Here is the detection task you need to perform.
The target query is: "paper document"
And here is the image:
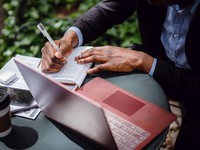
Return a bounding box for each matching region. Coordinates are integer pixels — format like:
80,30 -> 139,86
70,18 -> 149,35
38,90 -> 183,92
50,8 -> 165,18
37,46 -> 93,87
10,102 -> 40,120
0,46 -> 93,90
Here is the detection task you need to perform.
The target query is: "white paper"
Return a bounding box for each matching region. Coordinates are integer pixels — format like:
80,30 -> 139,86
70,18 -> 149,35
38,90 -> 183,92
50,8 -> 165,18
10,102 -> 41,120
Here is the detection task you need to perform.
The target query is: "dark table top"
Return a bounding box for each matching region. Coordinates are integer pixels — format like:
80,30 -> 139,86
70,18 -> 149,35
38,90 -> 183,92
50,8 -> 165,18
0,72 -> 170,150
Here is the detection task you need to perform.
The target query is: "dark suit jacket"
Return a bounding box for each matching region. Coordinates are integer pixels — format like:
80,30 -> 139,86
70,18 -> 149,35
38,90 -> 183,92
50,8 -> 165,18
73,0 -> 200,106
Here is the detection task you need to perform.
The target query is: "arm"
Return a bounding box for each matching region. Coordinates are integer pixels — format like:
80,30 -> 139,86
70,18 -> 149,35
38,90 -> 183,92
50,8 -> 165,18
75,46 -> 154,74
41,0 -> 136,73
75,44 -> 200,104
73,0 -> 136,44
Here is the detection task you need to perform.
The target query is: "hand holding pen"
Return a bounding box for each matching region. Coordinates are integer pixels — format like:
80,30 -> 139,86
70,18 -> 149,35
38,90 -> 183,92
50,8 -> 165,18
37,23 -> 66,67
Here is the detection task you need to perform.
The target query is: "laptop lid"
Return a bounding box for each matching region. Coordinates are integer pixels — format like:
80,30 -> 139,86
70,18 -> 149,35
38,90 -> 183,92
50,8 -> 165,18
14,59 -> 118,150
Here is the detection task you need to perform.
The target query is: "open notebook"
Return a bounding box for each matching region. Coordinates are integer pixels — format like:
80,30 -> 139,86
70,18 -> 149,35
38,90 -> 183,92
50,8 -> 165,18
14,59 -> 176,150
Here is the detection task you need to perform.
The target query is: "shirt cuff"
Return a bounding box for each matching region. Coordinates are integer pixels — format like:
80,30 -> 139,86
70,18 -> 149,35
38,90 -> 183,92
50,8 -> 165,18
65,26 -> 83,47
149,58 -> 157,76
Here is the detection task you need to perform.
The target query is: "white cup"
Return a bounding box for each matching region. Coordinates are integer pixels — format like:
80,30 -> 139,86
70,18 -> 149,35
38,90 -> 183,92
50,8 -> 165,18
0,89 -> 12,138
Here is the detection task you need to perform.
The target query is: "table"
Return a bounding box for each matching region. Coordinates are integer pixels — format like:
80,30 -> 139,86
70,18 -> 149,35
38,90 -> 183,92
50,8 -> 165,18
0,72 -> 170,150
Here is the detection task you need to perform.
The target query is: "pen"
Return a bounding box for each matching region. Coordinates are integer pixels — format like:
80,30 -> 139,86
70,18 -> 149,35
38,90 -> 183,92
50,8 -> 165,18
37,23 -> 60,68
37,23 -> 59,50
11,104 -> 39,116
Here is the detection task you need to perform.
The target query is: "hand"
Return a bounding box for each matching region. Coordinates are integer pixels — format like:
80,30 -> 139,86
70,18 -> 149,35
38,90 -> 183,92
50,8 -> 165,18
75,46 -> 154,74
41,31 -> 79,73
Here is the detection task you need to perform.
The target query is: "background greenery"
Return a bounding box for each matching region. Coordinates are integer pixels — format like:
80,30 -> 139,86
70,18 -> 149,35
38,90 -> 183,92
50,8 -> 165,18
0,0 -> 141,68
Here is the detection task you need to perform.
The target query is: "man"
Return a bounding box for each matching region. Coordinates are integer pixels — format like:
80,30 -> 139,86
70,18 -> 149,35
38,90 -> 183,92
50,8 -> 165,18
41,0 -> 200,149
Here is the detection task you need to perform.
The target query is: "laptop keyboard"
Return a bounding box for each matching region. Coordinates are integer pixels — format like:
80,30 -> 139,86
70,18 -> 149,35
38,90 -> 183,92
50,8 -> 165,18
105,112 -> 150,150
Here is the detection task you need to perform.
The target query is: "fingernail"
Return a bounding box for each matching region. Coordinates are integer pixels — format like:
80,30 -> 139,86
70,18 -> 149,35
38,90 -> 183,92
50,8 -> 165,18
55,52 -> 63,58
75,56 -> 80,60
77,59 -> 83,63
87,69 -> 91,74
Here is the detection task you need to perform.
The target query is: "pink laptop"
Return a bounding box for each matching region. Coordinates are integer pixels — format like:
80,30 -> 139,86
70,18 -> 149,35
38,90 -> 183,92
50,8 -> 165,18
77,77 -> 177,149
14,59 -> 176,150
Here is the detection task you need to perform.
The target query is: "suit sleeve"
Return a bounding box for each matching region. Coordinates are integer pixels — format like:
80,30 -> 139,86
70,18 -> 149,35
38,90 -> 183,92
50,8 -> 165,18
73,0 -> 136,44
153,59 -> 200,105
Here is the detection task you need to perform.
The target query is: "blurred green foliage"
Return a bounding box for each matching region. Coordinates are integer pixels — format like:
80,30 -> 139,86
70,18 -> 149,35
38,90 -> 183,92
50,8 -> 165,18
0,0 -> 141,68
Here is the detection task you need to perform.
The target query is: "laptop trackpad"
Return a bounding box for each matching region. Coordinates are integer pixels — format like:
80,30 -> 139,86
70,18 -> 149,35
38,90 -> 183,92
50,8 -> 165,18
103,91 -> 145,116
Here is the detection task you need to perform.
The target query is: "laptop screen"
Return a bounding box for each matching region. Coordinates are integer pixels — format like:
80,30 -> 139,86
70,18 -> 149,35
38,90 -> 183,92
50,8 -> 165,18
14,59 -> 118,150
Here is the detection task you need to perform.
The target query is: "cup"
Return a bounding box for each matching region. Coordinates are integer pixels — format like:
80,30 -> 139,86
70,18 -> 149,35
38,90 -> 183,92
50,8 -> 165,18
0,89 -> 12,138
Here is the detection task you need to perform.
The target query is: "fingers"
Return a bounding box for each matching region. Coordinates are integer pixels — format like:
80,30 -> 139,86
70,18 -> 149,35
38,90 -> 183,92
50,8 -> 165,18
41,42 -> 67,73
42,42 -> 66,63
75,48 -> 97,59
41,61 -> 62,73
75,46 -> 112,74
87,63 -> 110,74
41,52 -> 65,73
75,47 -> 106,63
55,51 -> 63,59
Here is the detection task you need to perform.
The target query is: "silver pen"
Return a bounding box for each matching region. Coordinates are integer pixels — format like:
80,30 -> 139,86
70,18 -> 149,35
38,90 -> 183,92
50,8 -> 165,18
37,23 -> 60,68
37,23 -> 60,50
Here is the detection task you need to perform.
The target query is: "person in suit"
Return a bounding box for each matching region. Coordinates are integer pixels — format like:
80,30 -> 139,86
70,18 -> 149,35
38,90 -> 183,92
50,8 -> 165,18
41,0 -> 200,149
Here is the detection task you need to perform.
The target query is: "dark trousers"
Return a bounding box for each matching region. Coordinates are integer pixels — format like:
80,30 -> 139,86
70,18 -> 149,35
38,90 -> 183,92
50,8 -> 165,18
173,105 -> 200,150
